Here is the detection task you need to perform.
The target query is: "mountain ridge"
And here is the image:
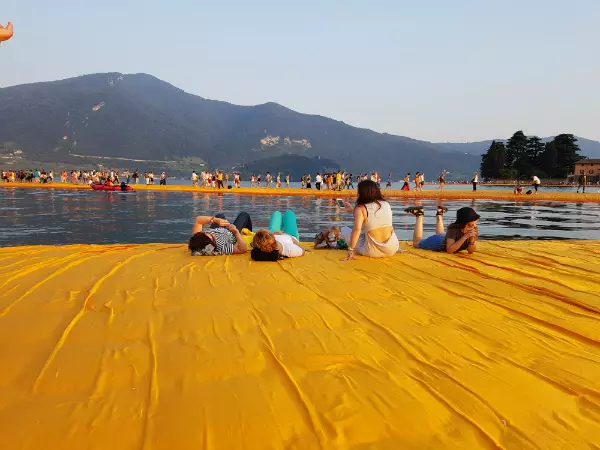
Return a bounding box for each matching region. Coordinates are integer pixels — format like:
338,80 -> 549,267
1,73 -> 597,177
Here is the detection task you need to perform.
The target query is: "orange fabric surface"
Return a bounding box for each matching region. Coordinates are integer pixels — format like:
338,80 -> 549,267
1,241 -> 600,449
2,182 -> 600,203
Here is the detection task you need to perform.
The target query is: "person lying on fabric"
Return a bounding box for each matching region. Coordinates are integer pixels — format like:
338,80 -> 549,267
250,210 -> 304,261
189,212 -> 251,256
406,206 -> 479,254
0,23 -> 14,44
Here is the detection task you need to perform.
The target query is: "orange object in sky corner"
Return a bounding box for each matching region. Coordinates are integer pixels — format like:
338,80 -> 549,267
0,22 -> 14,43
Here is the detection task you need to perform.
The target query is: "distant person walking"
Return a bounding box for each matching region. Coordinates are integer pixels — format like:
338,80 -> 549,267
472,172 -> 479,191
285,173 -> 291,188
532,174 -> 541,194
347,173 -> 354,189
401,173 -> 411,191
306,174 -> 312,189
414,172 -> 422,192
385,173 -> 393,190
577,173 -> 587,193
315,173 -> 322,190
160,172 -> 167,185
438,170 -> 447,191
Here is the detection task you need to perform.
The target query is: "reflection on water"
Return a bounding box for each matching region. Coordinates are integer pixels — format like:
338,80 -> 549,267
1,188 -> 599,246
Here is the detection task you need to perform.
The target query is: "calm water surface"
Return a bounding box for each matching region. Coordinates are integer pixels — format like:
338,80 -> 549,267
1,188 -> 599,246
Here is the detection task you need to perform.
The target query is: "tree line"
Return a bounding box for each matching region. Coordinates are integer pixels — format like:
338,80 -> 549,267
480,132 -> 582,179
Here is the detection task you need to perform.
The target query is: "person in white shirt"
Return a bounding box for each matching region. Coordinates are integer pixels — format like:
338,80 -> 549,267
531,175 -> 541,194
250,210 -> 304,260
315,173 -> 323,190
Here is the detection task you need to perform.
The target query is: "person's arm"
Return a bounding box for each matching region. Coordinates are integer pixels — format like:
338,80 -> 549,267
342,207 -> 365,261
467,238 -> 477,254
191,215 -> 229,235
467,227 -> 478,254
446,229 -> 476,254
289,235 -> 305,255
229,225 -> 248,254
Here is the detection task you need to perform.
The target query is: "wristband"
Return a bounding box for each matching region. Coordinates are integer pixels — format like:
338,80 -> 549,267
348,247 -> 355,252
210,216 -> 215,224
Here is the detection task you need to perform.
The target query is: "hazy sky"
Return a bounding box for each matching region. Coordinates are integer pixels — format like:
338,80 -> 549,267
1,0 -> 599,142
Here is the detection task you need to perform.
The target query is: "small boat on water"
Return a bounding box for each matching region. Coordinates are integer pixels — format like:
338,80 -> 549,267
90,182 -> 134,192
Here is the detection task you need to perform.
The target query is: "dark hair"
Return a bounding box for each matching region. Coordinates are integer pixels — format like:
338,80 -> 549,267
251,247 -> 281,262
356,180 -> 385,207
188,232 -> 213,253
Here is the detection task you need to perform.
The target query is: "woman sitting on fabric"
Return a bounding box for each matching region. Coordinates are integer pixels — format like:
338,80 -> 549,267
338,180 -> 400,260
189,212 -> 251,256
251,210 -> 304,261
406,206 -> 479,254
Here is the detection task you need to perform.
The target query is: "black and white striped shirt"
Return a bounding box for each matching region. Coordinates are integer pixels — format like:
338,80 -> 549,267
206,228 -> 237,255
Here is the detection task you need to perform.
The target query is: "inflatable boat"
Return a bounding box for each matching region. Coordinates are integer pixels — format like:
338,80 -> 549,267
90,183 -> 134,192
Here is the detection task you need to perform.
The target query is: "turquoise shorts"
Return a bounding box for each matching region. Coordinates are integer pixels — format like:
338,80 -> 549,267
418,234 -> 445,251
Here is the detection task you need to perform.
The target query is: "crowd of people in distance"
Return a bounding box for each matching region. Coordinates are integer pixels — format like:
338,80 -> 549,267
188,180 -> 481,262
3,166 -> 595,195
0,168 -> 168,186
192,170 -> 241,189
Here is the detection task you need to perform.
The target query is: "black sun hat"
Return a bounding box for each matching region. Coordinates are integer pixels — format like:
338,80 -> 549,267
455,207 -> 480,225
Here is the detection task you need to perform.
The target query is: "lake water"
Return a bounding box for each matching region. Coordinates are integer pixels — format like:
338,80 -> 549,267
1,188 -> 599,246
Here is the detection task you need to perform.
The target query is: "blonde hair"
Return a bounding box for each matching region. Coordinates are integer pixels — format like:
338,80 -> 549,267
252,230 -> 278,252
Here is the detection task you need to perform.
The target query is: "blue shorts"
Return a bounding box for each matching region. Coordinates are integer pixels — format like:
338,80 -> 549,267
418,234 -> 445,251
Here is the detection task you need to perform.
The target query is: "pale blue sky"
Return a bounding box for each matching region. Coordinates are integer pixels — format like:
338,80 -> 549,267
1,0 -> 599,141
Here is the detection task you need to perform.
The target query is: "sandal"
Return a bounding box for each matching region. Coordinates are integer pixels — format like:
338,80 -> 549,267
436,206 -> 448,216
405,206 -> 424,216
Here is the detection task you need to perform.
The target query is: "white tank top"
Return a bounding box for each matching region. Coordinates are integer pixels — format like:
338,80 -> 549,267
362,201 -> 393,232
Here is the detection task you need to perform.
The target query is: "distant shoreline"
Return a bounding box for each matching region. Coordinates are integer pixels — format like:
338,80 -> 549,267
2,182 -> 599,203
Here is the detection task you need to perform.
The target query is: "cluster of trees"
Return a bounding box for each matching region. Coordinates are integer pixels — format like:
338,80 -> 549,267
480,132 -> 582,179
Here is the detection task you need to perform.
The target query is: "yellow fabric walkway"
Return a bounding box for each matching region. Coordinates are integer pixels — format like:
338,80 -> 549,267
1,242 -> 600,449
2,182 -> 600,203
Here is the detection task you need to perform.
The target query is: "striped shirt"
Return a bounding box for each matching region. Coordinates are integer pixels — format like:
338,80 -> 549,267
206,228 -> 237,255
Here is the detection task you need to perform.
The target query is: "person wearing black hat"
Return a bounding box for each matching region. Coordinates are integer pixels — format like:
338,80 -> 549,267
405,206 -> 480,254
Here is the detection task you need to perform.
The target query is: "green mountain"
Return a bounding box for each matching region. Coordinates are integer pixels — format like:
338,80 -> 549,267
0,73 -> 479,179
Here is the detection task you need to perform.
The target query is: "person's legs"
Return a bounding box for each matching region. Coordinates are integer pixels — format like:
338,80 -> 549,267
210,213 -> 228,229
282,210 -> 299,241
413,215 -> 424,247
435,212 -> 445,234
405,207 -> 425,247
233,212 -> 252,231
268,211 -> 283,233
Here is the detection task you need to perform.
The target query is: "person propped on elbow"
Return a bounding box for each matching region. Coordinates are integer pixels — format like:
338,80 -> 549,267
406,206 -> 480,255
